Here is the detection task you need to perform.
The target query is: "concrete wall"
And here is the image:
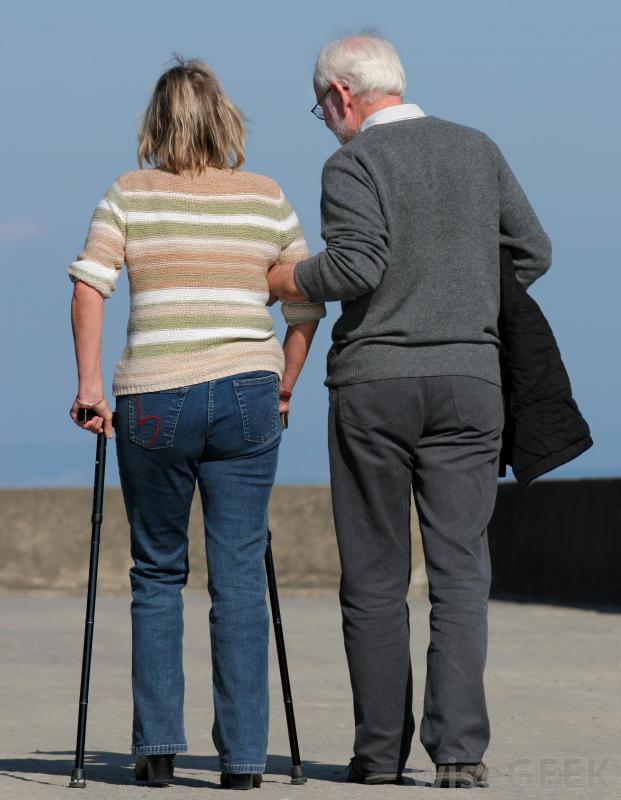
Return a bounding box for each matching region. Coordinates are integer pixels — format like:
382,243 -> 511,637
1,479 -> 618,605
0,487 -> 426,596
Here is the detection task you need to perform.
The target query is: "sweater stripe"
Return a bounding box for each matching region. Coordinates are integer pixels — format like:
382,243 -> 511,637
125,210 -> 299,230
125,237 -> 279,257
122,190 -> 285,205
124,335 -> 278,359
97,199 -> 125,224
128,326 -> 274,347
124,197 -> 289,218
131,287 -> 269,308
128,314 -> 273,333
126,222 -> 284,245
121,341 -> 282,378
90,220 -> 125,240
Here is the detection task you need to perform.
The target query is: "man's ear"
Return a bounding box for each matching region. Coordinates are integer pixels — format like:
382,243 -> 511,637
331,82 -> 350,113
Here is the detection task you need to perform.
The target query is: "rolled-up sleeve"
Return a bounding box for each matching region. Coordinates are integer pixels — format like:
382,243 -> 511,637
68,181 -> 126,298
275,191 -> 326,325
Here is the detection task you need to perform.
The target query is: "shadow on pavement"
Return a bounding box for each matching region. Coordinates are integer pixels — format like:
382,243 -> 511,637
0,750 -> 432,787
490,590 -> 621,614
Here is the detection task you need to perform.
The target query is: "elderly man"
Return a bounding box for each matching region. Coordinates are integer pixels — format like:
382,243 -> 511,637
268,35 -> 551,788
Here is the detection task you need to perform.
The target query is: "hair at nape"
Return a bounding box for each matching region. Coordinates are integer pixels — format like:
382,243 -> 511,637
314,32 -> 406,102
138,53 -> 246,174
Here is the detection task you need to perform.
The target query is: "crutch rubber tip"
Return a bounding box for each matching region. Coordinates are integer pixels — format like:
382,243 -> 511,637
69,768 -> 86,787
290,765 -> 307,785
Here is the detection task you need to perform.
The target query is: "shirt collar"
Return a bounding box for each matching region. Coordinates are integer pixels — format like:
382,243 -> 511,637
359,103 -> 426,134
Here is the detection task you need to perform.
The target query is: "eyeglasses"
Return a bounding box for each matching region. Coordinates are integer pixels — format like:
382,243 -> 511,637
310,86 -> 332,120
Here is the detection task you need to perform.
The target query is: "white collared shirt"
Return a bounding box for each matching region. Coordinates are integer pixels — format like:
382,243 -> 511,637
359,103 -> 426,134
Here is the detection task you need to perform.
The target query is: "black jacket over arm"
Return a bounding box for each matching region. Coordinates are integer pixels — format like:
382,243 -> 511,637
498,247 -> 592,486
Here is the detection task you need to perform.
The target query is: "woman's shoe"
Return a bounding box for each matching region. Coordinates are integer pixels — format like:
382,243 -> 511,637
220,772 -> 262,790
134,754 -> 175,786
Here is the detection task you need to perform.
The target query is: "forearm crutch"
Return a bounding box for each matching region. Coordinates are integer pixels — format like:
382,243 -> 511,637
265,528 -> 307,785
69,429 -> 107,788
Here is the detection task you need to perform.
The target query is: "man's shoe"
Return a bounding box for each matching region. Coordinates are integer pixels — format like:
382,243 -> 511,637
134,753 -> 175,786
434,761 -> 489,788
220,772 -> 262,790
346,756 -> 403,785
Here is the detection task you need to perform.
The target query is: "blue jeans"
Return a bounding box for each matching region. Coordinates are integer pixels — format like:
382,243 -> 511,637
113,371 -> 282,773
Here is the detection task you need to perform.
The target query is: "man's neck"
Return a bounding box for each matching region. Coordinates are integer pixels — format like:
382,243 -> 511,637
357,95 -> 402,128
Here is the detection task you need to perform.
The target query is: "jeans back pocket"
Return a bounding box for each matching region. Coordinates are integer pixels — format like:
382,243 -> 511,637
128,388 -> 188,449
233,373 -> 280,443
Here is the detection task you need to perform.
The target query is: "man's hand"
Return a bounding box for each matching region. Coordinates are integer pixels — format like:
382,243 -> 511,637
267,262 -> 306,303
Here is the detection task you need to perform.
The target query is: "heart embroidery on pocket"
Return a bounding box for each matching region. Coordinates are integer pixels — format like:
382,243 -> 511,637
132,395 -> 161,448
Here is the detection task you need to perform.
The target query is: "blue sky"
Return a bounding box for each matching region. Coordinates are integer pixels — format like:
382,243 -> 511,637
1,0 -> 619,486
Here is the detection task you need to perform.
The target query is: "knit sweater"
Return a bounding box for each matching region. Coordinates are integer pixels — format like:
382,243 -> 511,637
294,116 -> 552,388
68,168 -> 325,395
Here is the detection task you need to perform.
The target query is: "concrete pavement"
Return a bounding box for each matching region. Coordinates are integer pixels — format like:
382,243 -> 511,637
0,593 -> 619,799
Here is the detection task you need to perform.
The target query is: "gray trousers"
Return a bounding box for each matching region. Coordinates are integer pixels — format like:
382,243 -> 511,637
328,375 -> 504,772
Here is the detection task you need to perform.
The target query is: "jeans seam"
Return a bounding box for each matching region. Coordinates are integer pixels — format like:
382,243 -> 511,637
221,763 -> 265,772
165,389 -> 188,443
235,387 -> 251,438
232,374 -> 277,387
132,743 -> 188,755
207,379 -> 215,431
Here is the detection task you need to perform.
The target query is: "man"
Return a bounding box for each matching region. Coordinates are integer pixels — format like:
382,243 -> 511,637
268,34 -> 551,789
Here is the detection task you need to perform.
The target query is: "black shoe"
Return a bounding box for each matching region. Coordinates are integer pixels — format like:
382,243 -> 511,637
434,761 -> 489,788
346,756 -> 403,785
220,772 -> 262,790
134,754 -> 175,786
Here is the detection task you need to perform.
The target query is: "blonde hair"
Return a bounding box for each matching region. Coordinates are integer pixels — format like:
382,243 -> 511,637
138,55 -> 246,173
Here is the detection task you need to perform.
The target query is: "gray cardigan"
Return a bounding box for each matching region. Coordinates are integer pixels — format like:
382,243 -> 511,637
294,115 -> 552,388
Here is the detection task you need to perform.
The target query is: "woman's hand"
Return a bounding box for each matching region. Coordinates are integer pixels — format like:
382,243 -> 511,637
279,385 -> 292,421
69,397 -> 114,439
279,320 -> 320,430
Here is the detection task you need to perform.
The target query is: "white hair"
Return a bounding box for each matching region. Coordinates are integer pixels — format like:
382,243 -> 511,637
314,34 -> 406,101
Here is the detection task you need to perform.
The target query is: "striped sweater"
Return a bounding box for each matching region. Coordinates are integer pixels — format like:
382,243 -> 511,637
68,167 -> 325,395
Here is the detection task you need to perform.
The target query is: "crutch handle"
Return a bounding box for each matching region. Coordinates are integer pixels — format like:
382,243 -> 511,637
76,408 -> 96,424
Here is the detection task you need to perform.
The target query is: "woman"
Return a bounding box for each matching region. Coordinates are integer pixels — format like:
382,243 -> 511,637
68,56 -> 324,789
